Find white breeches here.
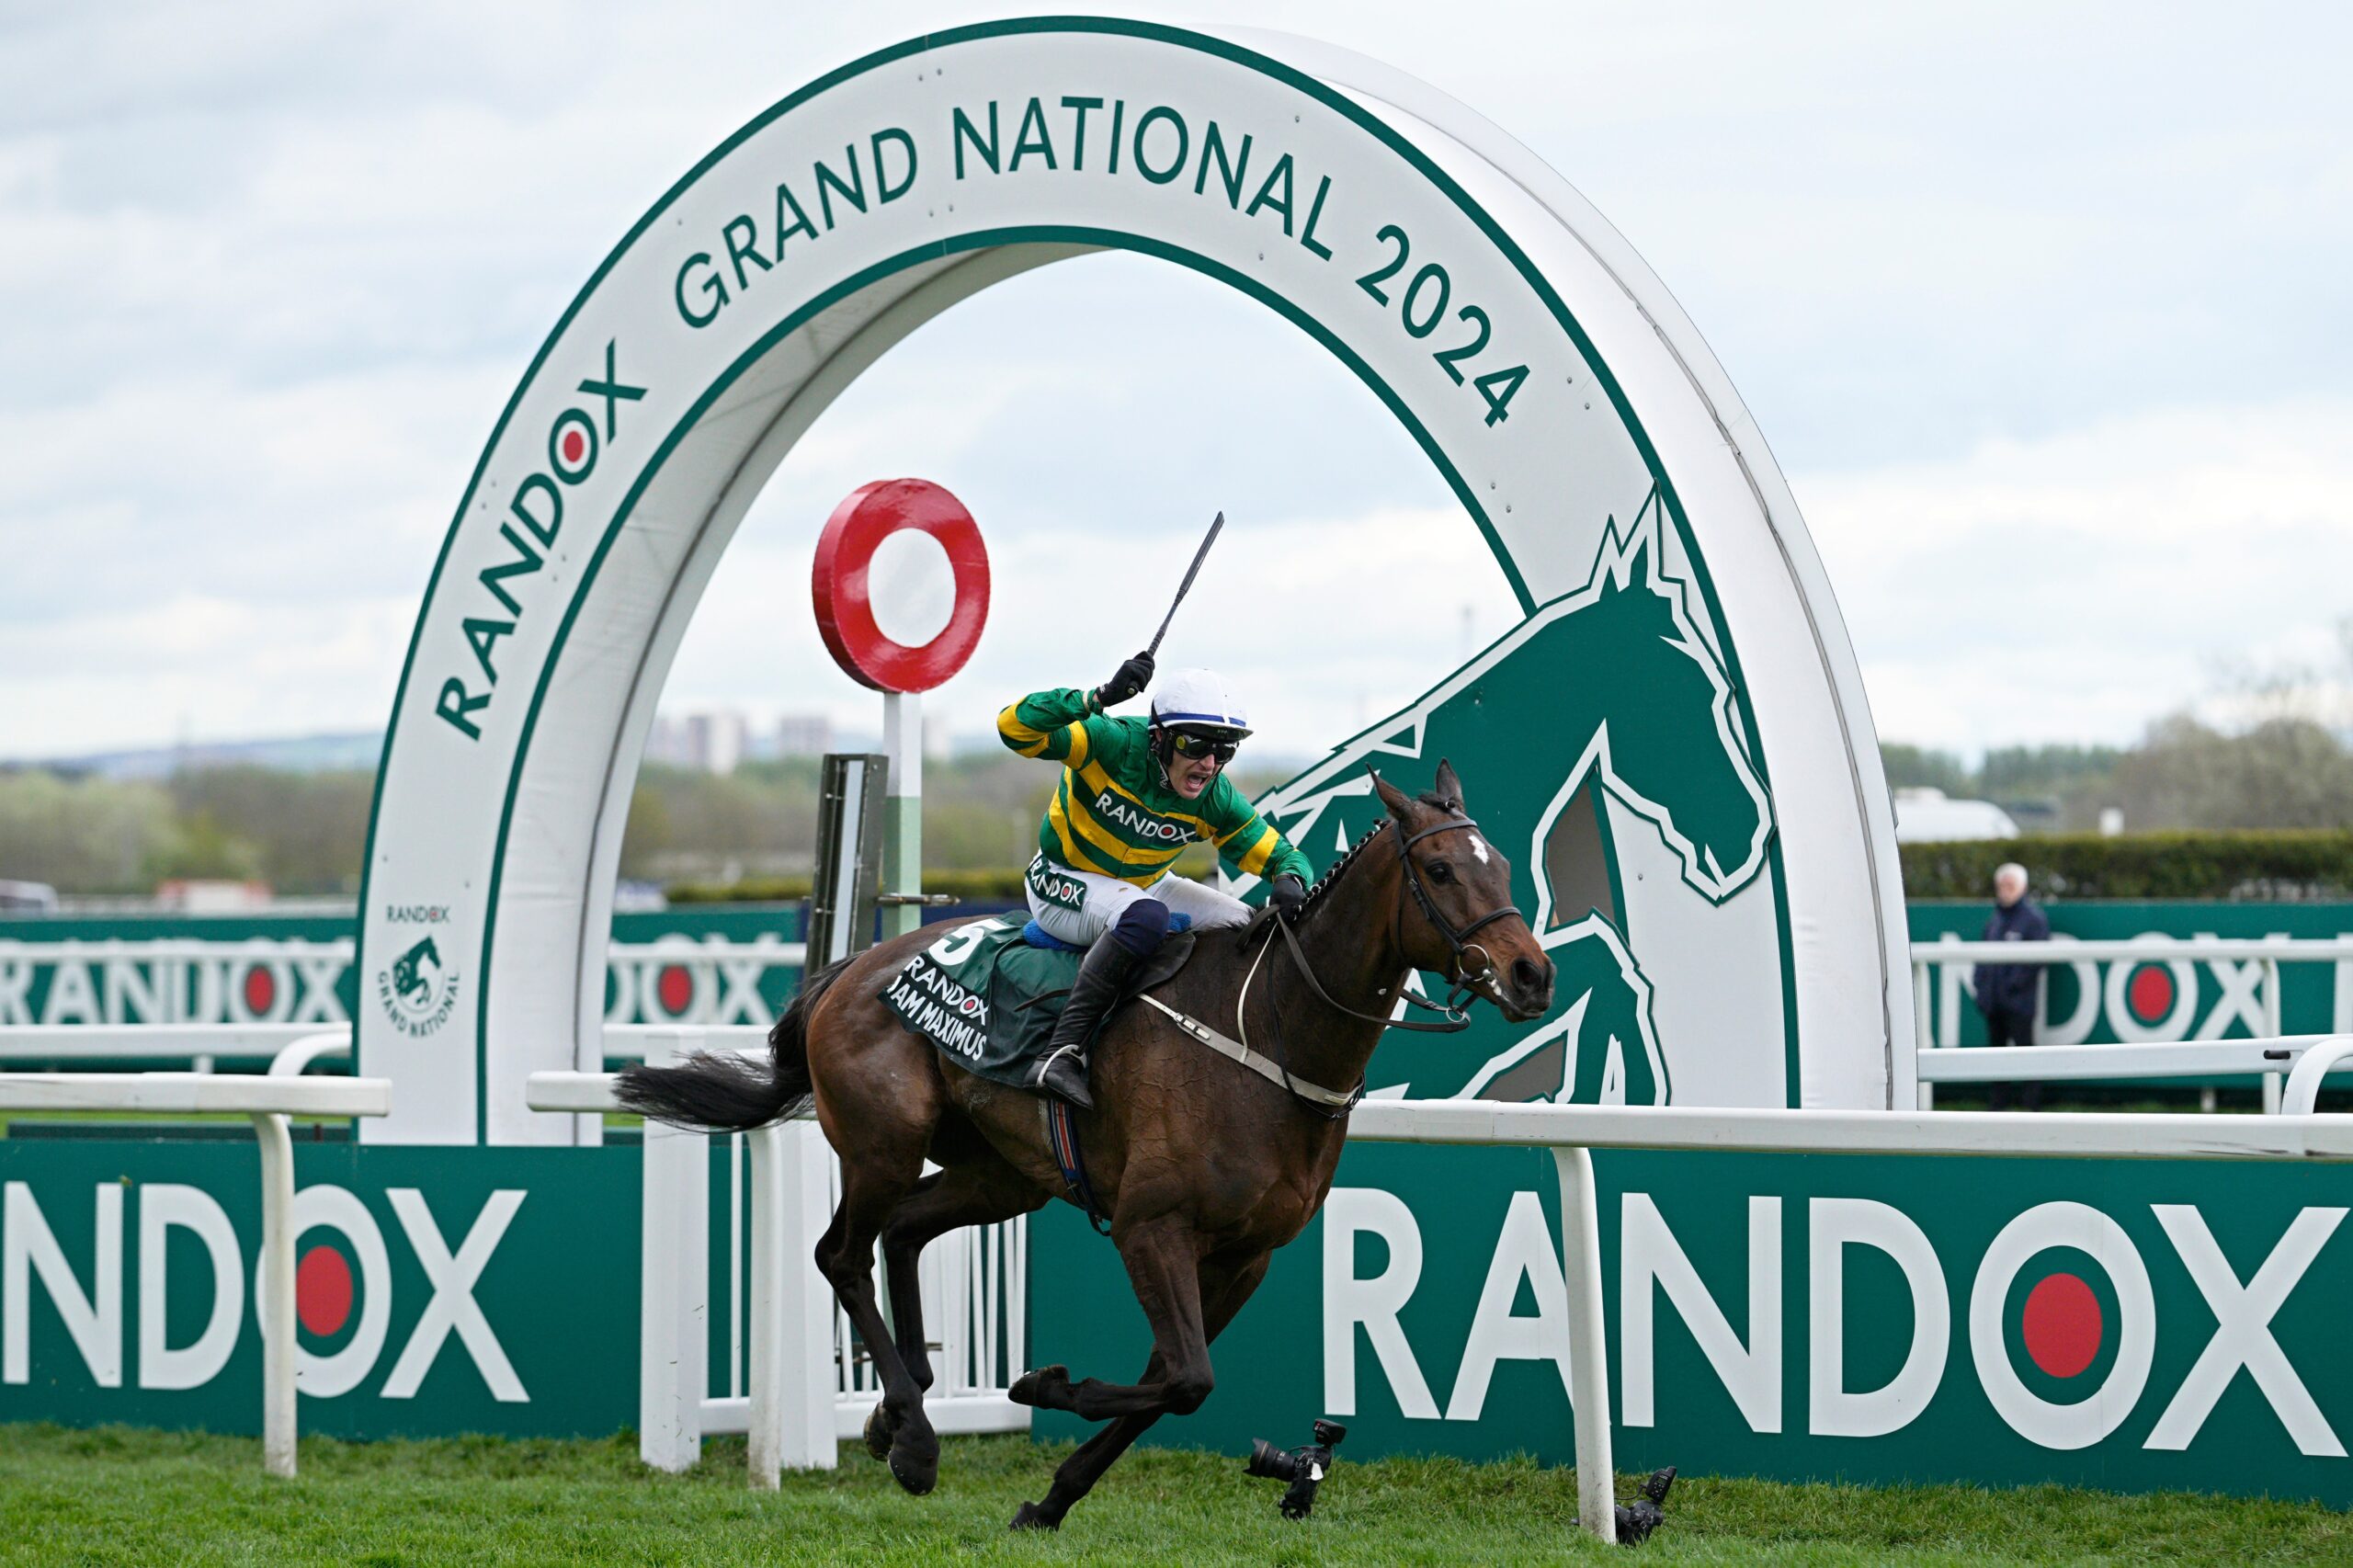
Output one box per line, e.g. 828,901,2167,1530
1026,867,1255,949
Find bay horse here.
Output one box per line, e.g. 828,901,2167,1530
618,762,1554,1529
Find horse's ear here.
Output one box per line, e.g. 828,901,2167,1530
1434,758,1466,813
1370,768,1416,823
1622,517,1657,589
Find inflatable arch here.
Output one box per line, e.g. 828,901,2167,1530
359,17,1913,1144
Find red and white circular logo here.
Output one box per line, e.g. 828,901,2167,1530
811,478,989,693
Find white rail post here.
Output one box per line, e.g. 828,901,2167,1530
1913,958,1933,1109
747,1119,838,1487
251,1110,298,1479
1550,1146,1615,1545
638,1028,709,1472
2281,1036,2353,1118
745,1123,783,1486
2262,959,2285,1114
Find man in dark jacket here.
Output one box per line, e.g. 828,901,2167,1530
1975,862,2050,1110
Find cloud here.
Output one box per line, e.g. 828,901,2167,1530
2,0,2348,771
1798,398,2353,752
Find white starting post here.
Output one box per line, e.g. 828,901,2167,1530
812,479,992,942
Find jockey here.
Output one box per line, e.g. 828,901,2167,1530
997,651,1312,1109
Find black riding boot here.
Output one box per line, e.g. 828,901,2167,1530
1036,937,1143,1112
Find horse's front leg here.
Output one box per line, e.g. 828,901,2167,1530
1009,1217,1212,1421
1012,1250,1273,1530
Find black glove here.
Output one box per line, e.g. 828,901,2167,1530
1091,649,1156,711
1269,872,1307,920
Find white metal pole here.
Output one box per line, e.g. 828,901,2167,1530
252,1110,298,1479
1914,959,1935,1110
788,1122,839,1469
2281,1036,2353,1118
729,1132,744,1399
882,690,923,941
745,1123,784,1488
746,1118,840,1485
2263,960,2285,1115
1551,1146,1615,1544
638,1028,709,1472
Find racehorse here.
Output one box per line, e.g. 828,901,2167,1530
617,762,1554,1529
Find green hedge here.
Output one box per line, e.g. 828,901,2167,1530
1901,832,2353,901
674,833,2353,904
665,866,1029,904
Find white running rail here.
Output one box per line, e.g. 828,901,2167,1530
1915,1033,2353,1114
0,1072,392,1478
1908,936,2353,1111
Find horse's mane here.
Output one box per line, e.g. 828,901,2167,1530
1291,788,1461,921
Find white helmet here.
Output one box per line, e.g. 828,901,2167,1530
1150,667,1252,738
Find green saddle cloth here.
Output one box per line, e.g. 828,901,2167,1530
881,916,1082,1089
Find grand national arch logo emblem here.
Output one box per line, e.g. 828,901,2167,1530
1256,488,1774,1106
358,15,1901,1141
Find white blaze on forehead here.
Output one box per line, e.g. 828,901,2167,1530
1470,836,1490,865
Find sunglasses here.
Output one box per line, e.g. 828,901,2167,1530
1167,732,1240,764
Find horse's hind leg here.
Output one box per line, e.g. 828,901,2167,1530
808,1034,957,1497
817,1154,938,1493
864,1152,1046,1460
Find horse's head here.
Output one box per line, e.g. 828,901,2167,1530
1579,528,1772,901
1371,761,1554,1023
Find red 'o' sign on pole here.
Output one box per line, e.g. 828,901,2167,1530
811,479,990,693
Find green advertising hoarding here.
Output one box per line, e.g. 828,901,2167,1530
1033,1141,2352,1503
0,905,806,1036
0,1141,647,1438
1911,902,2353,1050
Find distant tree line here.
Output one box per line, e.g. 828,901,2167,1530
1882,715,2353,835
9,697,2352,897
0,765,374,894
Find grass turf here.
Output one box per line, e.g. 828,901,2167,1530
0,1425,2342,1566
0,1422,2343,1553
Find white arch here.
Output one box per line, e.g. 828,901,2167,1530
358,18,1911,1143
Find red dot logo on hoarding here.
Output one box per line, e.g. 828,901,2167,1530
2124,964,2175,1025
2020,1271,2101,1378
297,1244,354,1336
243,965,277,1015
812,478,989,694
656,964,694,1016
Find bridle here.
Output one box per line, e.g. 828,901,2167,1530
1392,812,1518,998
1264,810,1518,1036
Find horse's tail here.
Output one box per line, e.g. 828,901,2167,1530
616,956,850,1131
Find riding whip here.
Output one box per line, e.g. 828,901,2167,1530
1145,511,1224,657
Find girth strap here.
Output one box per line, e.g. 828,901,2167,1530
1136,993,1363,1112
1040,1096,1111,1234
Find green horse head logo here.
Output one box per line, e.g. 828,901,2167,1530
391,935,443,1006
1255,489,1773,1106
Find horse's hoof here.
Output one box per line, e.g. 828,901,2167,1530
862,1403,897,1461
887,1428,939,1496
1007,1365,1067,1408
1009,1501,1060,1531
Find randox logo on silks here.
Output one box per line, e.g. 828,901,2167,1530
1252,489,1776,1107
377,931,460,1040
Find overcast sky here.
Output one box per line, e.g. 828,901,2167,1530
3,0,2347,765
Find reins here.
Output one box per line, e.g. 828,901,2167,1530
1247,809,1518,1049
1213,805,1524,1111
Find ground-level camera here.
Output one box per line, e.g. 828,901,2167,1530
1582,1465,1677,1547
1243,1419,1347,1519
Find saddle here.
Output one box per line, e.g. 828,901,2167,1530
880,915,1197,1091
